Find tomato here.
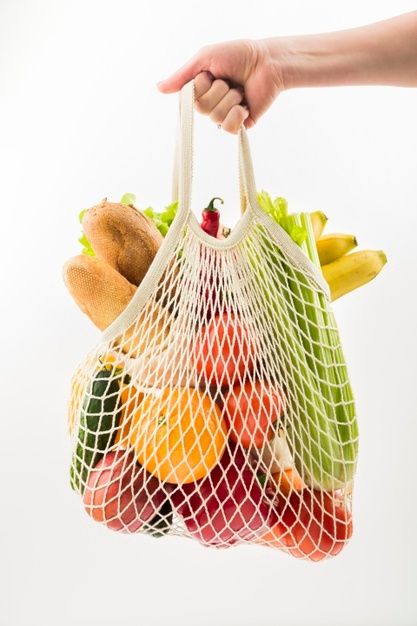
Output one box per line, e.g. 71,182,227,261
193,313,255,387
223,381,285,448
260,490,353,560
128,387,227,484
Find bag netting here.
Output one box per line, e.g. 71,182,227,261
67,80,358,560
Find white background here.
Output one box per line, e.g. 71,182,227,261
1,1,416,625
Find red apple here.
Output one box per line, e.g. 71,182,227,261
83,450,166,533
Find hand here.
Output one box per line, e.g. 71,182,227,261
157,13,417,135
157,39,285,134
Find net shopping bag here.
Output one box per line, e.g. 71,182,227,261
67,79,358,559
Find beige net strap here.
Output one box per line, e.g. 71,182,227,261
68,79,357,560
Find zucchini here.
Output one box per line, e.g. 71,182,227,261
70,367,122,494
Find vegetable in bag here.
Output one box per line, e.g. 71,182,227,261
70,367,122,494
64,79,385,560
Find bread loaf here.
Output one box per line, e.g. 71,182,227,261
63,255,169,357
82,200,163,285
63,254,136,330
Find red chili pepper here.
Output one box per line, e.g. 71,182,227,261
201,197,223,237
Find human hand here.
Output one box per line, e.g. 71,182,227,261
157,12,417,135
157,39,285,134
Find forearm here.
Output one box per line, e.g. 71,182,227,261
264,11,417,90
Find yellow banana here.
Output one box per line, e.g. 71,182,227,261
317,233,358,265
322,250,387,301
310,210,328,240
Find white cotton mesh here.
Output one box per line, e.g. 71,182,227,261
67,208,358,560
67,78,358,560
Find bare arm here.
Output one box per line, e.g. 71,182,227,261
274,11,417,89
158,11,417,133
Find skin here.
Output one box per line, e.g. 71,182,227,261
157,11,417,134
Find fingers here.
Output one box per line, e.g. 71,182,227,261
243,116,256,130
194,74,249,134
195,76,228,111
208,87,244,124
193,71,215,99
220,105,249,134
159,61,251,134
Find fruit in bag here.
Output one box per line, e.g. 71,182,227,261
171,443,278,547
129,387,227,484
193,313,256,387
83,450,167,533
222,381,285,449
260,489,353,561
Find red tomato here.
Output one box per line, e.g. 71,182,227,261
223,381,285,448
193,314,255,387
276,490,353,561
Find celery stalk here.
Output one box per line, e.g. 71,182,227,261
284,213,358,488
251,211,358,490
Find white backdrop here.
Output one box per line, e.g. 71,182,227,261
1,1,417,625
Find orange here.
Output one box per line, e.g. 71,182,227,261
114,385,144,449
129,387,227,484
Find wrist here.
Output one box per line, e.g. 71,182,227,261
259,37,296,91
261,36,319,91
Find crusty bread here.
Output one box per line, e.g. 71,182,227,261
63,254,136,330
63,255,169,357
82,200,163,285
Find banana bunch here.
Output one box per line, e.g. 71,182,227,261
310,211,387,301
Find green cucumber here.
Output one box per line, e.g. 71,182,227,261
142,500,173,538
70,368,122,494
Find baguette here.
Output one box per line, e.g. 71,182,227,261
63,254,136,330
63,255,169,357
82,200,163,285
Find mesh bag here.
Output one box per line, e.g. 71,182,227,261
67,80,358,560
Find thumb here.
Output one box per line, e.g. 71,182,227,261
157,54,204,93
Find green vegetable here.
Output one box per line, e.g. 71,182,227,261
120,192,136,206
251,197,358,490
142,500,173,538
257,191,307,246
78,209,95,256
70,368,122,494
142,201,178,237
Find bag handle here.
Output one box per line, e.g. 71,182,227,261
171,79,257,218
169,79,330,296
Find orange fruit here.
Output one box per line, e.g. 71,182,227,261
114,385,144,448
129,387,227,484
